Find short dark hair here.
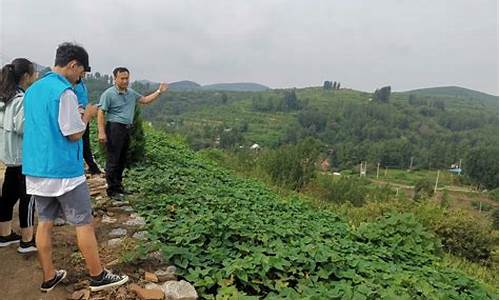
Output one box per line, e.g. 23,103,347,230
113,67,129,77
54,42,91,72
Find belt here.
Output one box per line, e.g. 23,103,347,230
108,122,133,129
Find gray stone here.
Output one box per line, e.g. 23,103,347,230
112,200,130,207
107,238,124,248
101,215,117,224
155,269,176,282
109,228,127,237
162,280,198,300
121,205,135,212
133,231,148,240
125,214,146,226
166,266,177,274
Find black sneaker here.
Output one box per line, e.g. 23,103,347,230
18,238,37,254
40,269,67,292
89,269,129,291
0,231,21,247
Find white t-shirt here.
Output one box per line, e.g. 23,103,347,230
26,89,87,197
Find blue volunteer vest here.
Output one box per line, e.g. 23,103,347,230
22,72,84,178
74,81,89,106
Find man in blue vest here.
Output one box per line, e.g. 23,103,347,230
23,42,128,292
97,67,167,199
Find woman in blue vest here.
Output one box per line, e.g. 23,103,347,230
0,58,38,253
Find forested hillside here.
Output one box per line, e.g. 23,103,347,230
82,73,498,189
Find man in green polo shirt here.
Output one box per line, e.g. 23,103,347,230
97,67,167,198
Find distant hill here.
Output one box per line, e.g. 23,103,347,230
140,83,498,171
136,79,157,86
169,80,202,91
402,86,498,104
136,80,269,92
201,82,270,92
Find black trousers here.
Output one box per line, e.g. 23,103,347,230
82,124,100,173
0,166,35,228
105,122,130,195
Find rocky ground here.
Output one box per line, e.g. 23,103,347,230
0,164,197,300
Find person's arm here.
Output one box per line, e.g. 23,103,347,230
97,91,109,144
58,90,96,142
67,105,97,141
138,83,168,105
97,109,107,144
13,96,24,135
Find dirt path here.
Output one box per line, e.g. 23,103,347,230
0,163,159,300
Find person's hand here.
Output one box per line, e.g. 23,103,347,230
158,83,168,94
83,104,98,119
98,131,107,144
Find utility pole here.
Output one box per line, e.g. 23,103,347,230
434,170,440,193
376,162,380,179
409,156,414,170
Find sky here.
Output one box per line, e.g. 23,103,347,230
1,0,498,95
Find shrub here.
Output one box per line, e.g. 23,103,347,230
315,176,369,207
414,178,435,200
126,106,146,167
431,210,498,263
260,137,322,190
491,208,499,229
340,199,498,264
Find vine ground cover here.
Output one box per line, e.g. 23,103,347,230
125,128,496,299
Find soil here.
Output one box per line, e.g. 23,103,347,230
0,163,164,300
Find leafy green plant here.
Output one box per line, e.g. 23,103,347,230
122,127,496,299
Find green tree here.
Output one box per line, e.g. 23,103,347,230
282,89,301,111
221,92,228,104
374,86,391,102
465,146,499,189
261,137,323,190
220,128,244,149
298,109,327,133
